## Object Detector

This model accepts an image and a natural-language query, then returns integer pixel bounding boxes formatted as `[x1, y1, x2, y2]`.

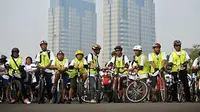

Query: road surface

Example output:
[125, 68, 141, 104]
[0, 103, 199, 112]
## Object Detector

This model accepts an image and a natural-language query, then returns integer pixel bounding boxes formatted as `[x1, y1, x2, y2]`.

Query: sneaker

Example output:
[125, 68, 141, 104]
[90, 99, 96, 103]
[0, 100, 2, 103]
[10, 98, 15, 103]
[24, 98, 31, 104]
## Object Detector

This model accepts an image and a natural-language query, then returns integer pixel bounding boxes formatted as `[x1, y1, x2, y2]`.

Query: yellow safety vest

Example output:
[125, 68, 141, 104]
[135, 54, 149, 75]
[88, 53, 99, 75]
[8, 56, 22, 75]
[70, 58, 87, 78]
[39, 51, 51, 67]
[114, 55, 128, 75]
[55, 58, 68, 73]
[150, 52, 164, 73]
[171, 50, 187, 72]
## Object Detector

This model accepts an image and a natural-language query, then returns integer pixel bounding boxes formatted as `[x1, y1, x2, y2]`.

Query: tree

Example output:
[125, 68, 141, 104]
[190, 44, 200, 61]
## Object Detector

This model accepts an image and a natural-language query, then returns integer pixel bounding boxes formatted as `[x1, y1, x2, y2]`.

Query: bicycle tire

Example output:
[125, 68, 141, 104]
[159, 77, 166, 102]
[96, 78, 102, 103]
[7, 80, 21, 104]
[57, 79, 63, 103]
[126, 80, 148, 103]
[38, 78, 45, 104]
[77, 82, 83, 104]
[177, 82, 186, 102]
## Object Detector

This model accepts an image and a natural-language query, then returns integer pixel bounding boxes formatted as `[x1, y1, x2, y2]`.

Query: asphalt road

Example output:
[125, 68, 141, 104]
[0, 103, 199, 112]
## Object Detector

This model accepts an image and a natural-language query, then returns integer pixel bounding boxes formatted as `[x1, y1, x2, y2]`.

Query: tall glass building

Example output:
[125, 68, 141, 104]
[48, 0, 96, 60]
[102, 0, 155, 65]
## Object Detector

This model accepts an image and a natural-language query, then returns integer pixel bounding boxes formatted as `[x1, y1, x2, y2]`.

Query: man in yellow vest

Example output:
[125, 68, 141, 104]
[168, 40, 190, 102]
[35, 40, 55, 102]
[7, 48, 31, 104]
[107, 46, 129, 102]
[148, 43, 167, 101]
[87, 44, 102, 103]
[68, 50, 88, 103]
[129, 45, 149, 81]
[51, 51, 69, 103]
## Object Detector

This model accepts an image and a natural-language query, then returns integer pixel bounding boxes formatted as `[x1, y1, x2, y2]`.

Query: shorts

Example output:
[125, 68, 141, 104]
[70, 75, 78, 89]
[1, 75, 10, 86]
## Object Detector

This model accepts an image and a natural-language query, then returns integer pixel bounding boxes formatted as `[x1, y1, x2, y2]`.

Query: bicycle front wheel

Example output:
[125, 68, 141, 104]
[126, 80, 148, 103]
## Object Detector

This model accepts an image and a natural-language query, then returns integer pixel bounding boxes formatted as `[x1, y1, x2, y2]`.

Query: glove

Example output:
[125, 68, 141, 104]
[182, 61, 188, 67]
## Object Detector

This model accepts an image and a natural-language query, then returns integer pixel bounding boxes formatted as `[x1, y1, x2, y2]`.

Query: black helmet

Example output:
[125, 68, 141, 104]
[57, 50, 64, 56]
[173, 40, 182, 46]
[0, 55, 7, 60]
[12, 47, 20, 53]
[114, 46, 123, 51]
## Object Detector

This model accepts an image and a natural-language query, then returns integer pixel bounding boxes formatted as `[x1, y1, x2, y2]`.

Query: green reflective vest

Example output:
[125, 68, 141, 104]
[39, 51, 50, 67]
[8, 56, 22, 75]
[150, 52, 164, 73]
[70, 58, 87, 78]
[135, 54, 149, 75]
[171, 50, 187, 72]
[55, 58, 68, 74]
[114, 55, 128, 75]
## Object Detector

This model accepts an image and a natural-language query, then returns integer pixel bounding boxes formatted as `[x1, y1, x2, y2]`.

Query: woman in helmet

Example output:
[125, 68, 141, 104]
[50, 50, 69, 103]
[68, 50, 88, 103]
[129, 45, 149, 81]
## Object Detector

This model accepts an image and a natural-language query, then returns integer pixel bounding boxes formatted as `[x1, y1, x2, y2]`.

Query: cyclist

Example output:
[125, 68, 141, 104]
[35, 40, 55, 103]
[168, 40, 190, 102]
[51, 50, 69, 103]
[107, 46, 129, 101]
[87, 44, 102, 103]
[68, 50, 88, 103]
[191, 50, 200, 101]
[0, 55, 8, 103]
[7, 48, 31, 104]
[148, 43, 167, 101]
[129, 45, 149, 82]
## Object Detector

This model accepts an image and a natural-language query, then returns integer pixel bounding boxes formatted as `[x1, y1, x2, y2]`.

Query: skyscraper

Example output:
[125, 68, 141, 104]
[102, 0, 155, 65]
[48, 0, 96, 60]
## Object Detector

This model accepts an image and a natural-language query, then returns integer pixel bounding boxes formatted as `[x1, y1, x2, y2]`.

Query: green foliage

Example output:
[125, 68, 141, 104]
[190, 44, 200, 61]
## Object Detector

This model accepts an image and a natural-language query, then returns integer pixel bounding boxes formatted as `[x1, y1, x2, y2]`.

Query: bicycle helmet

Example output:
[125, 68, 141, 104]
[75, 50, 84, 56]
[92, 44, 101, 50]
[11, 47, 20, 53]
[173, 40, 181, 46]
[40, 40, 48, 45]
[114, 46, 123, 51]
[153, 43, 161, 48]
[133, 45, 142, 51]
[57, 50, 64, 56]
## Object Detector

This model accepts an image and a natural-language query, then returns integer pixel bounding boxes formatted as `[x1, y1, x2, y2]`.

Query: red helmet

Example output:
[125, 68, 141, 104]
[153, 43, 161, 48]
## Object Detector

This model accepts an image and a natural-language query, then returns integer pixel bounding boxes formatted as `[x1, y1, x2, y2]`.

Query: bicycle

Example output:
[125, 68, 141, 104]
[6, 74, 22, 104]
[101, 68, 113, 102]
[111, 67, 128, 103]
[125, 71, 148, 103]
[164, 73, 173, 102]
[76, 68, 84, 103]
[37, 71, 48, 104]
[150, 70, 166, 102]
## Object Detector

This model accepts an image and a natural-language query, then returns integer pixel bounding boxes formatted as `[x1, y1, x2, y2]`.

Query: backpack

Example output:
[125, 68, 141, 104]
[39, 50, 51, 63]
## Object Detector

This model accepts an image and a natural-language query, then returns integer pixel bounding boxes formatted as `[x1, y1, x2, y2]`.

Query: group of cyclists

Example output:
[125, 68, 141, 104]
[0, 39, 200, 104]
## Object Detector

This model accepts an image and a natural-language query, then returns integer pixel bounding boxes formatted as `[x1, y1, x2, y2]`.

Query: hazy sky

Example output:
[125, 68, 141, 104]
[0, 0, 200, 59]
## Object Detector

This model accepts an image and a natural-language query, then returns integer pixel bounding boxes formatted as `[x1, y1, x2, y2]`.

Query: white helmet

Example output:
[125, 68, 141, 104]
[133, 45, 142, 51]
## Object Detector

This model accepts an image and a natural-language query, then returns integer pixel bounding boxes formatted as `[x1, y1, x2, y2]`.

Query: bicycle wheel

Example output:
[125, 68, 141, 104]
[7, 80, 21, 104]
[177, 82, 186, 102]
[38, 79, 45, 104]
[96, 78, 102, 103]
[126, 80, 148, 103]
[57, 79, 63, 103]
[190, 80, 196, 102]
[158, 77, 166, 102]
[0, 87, 4, 102]
[77, 82, 83, 104]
